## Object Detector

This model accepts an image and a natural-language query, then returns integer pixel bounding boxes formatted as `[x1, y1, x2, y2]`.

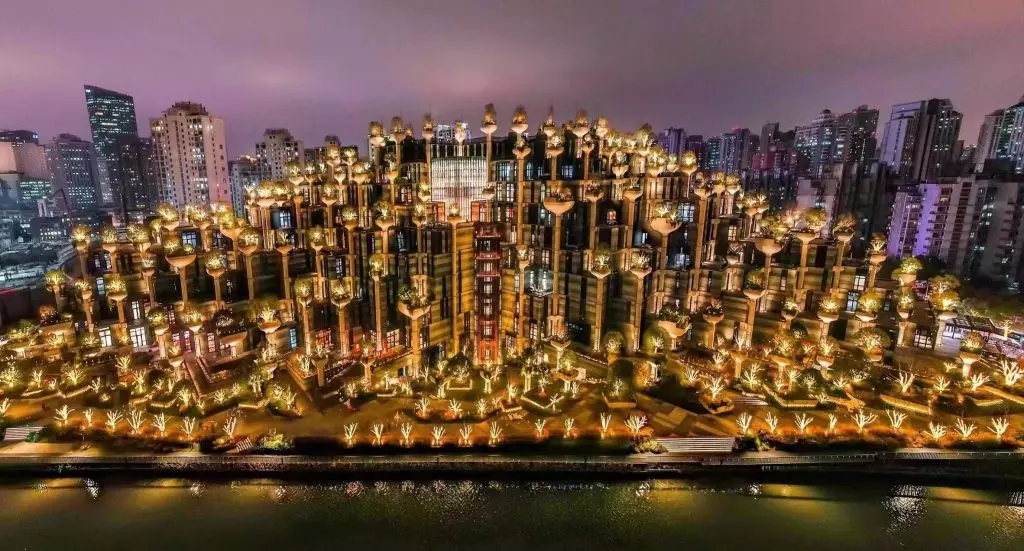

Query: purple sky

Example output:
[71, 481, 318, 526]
[3, 0, 1023, 156]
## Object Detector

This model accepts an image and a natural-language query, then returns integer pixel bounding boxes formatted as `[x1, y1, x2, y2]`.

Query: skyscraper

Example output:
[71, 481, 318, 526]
[720, 128, 751, 174]
[149, 102, 231, 207]
[992, 95, 1024, 174]
[0, 130, 40, 145]
[43, 134, 100, 214]
[0, 129, 48, 180]
[702, 137, 721, 171]
[684, 135, 705, 169]
[836, 105, 879, 165]
[255, 128, 304, 180]
[229, 155, 260, 216]
[975, 109, 1004, 172]
[879, 99, 962, 181]
[795, 109, 838, 178]
[114, 136, 157, 217]
[759, 123, 779, 153]
[84, 85, 140, 213]
[657, 127, 686, 158]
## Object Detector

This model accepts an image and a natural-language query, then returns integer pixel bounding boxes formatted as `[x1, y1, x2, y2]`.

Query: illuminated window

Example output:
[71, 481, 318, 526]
[129, 326, 147, 349]
[846, 291, 860, 312]
[854, 275, 866, 291]
[386, 329, 399, 350]
[913, 329, 934, 349]
[679, 203, 695, 222]
[99, 327, 113, 348]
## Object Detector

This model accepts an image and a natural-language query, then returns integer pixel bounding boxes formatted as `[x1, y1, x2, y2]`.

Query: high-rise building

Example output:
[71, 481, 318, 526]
[795, 110, 838, 178]
[434, 122, 471, 144]
[0, 143, 16, 173]
[0, 130, 49, 182]
[657, 127, 686, 158]
[911, 177, 985, 269]
[14, 178, 52, 208]
[684, 135, 705, 169]
[887, 185, 923, 258]
[879, 99, 962, 181]
[0, 130, 40, 145]
[702, 137, 721, 171]
[759, 123, 779, 153]
[13, 142, 50, 180]
[992, 95, 1024, 174]
[149, 102, 231, 207]
[975, 109, 1004, 172]
[84, 85, 140, 211]
[720, 128, 751, 174]
[114, 136, 157, 218]
[255, 128, 304, 180]
[836, 105, 879, 165]
[959, 144, 977, 166]
[831, 162, 898, 250]
[891, 175, 1024, 286]
[43, 134, 100, 214]
[229, 155, 260, 216]
[742, 134, 759, 173]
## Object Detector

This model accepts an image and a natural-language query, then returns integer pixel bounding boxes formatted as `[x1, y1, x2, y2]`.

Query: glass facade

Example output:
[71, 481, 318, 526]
[85, 85, 141, 214]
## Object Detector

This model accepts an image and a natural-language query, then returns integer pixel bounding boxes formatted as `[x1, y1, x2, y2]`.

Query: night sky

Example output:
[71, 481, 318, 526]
[3, 0, 1023, 155]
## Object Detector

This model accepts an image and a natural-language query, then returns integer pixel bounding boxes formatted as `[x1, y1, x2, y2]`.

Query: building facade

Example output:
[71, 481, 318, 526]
[113, 136, 157, 218]
[657, 127, 686, 158]
[255, 128, 304, 181]
[229, 155, 260, 216]
[879, 99, 962, 181]
[149, 102, 231, 207]
[795, 109, 838, 178]
[43, 134, 100, 214]
[21, 108, 964, 423]
[84, 85, 139, 211]
[992, 96, 1024, 174]
[836, 105, 879, 165]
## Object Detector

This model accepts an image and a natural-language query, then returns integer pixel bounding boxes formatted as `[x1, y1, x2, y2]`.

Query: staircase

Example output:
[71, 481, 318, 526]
[2, 425, 43, 442]
[657, 437, 735, 454]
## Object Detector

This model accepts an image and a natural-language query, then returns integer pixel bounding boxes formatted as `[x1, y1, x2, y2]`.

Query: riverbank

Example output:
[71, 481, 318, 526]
[3, 448, 1024, 484]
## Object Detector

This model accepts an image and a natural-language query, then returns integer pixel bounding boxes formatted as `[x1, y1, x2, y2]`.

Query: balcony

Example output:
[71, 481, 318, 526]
[526, 284, 553, 298]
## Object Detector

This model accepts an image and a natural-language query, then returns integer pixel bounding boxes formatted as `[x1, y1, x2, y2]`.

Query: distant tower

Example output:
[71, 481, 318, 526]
[84, 85, 140, 215]
[255, 128, 304, 180]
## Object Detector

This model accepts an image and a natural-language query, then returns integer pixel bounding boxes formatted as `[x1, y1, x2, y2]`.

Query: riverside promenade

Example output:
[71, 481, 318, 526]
[2, 445, 1024, 481]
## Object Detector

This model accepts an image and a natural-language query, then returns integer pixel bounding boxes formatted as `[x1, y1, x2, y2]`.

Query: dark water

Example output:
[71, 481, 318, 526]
[1, 477, 1023, 550]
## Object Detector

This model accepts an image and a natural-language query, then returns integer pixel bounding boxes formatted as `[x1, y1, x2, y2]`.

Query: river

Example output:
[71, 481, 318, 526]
[1, 477, 1022, 550]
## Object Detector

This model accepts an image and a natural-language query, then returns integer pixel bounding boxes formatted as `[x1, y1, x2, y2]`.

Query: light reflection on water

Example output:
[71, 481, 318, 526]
[1, 478, 1023, 550]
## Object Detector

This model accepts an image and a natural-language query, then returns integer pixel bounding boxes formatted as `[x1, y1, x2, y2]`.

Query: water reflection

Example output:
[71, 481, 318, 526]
[883, 485, 927, 534]
[0, 478, 1022, 550]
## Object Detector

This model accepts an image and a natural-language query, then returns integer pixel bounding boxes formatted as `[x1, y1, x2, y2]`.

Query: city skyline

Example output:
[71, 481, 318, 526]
[2, 1, 1023, 154]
